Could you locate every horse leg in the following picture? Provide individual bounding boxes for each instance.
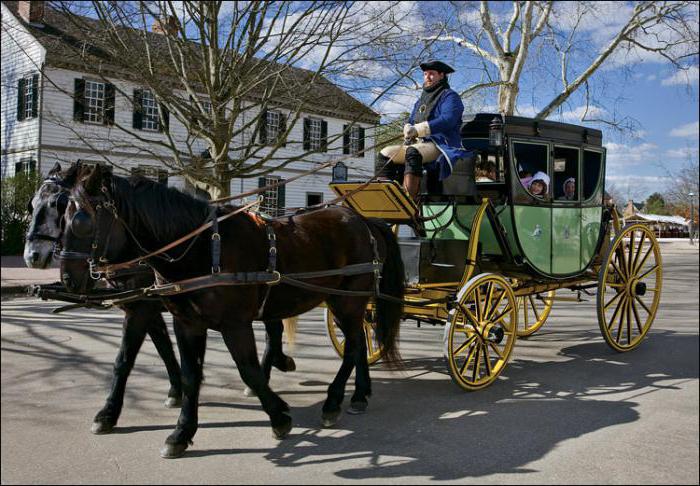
[221,323,292,439]
[348,328,372,415]
[91,309,148,434]
[146,312,183,408]
[160,322,206,459]
[264,319,296,374]
[244,319,296,397]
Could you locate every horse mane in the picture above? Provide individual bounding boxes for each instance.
[109,175,212,243]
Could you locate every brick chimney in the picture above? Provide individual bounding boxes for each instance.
[152,15,179,36]
[18,1,45,24]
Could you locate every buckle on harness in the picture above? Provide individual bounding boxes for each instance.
[269,271,281,285]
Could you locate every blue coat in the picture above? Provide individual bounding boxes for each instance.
[409,88,471,180]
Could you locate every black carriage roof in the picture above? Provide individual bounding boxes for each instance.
[461,113,603,147]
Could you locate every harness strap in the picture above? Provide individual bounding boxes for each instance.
[256,224,278,319]
[210,207,221,274]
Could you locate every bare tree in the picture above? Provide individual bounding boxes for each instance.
[422,1,699,125]
[659,148,700,217]
[35,1,429,198]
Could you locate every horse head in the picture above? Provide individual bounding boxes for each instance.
[60,163,129,293]
[24,162,74,268]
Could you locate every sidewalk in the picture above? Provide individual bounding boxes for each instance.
[1,255,60,296]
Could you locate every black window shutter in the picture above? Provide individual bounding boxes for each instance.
[132,89,143,129]
[258,110,268,145]
[31,74,39,118]
[358,127,365,156]
[321,120,328,152]
[303,118,310,151]
[73,78,85,122]
[104,82,115,126]
[342,125,349,155]
[276,179,285,217]
[17,78,26,121]
[159,103,170,132]
[258,177,266,189]
[279,113,287,147]
[29,159,36,173]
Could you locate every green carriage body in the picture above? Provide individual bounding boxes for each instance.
[419,113,607,283]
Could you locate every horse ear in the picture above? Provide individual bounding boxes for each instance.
[81,164,104,195]
[48,162,62,176]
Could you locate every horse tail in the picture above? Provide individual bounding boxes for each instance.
[366,218,404,368]
[282,316,297,351]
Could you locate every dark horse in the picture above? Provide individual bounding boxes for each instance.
[60,164,404,458]
[27,162,295,435]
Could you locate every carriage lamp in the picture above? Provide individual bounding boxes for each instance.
[489,116,504,147]
[332,161,348,182]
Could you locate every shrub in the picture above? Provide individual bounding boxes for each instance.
[1,172,42,255]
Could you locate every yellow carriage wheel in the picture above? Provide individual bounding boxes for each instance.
[516,290,556,337]
[444,273,518,391]
[324,307,383,365]
[597,224,662,352]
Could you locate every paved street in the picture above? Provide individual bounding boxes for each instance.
[1,244,698,484]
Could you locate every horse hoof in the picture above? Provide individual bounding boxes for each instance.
[283,356,296,372]
[273,356,297,373]
[243,387,257,398]
[91,421,114,435]
[272,413,292,439]
[321,409,341,428]
[347,401,368,415]
[164,396,182,408]
[160,442,188,459]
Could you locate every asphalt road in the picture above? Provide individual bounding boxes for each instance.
[1,246,698,484]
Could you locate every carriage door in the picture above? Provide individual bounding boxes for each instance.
[551,145,581,274]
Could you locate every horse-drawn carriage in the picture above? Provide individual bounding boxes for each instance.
[326,113,662,391]
[26,113,662,456]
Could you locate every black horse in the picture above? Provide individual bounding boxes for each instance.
[60,163,404,458]
[27,162,294,435]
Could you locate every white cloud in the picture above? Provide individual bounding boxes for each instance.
[661,67,700,86]
[669,121,699,138]
[604,141,659,173]
[557,105,608,122]
[373,85,419,119]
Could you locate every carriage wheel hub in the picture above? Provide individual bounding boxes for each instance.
[634,281,647,296]
[485,324,505,344]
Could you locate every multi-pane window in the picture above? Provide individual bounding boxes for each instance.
[84,80,105,124]
[308,118,323,151]
[131,165,168,185]
[258,175,286,217]
[343,124,365,156]
[266,111,281,143]
[17,73,38,121]
[15,158,36,175]
[23,76,35,120]
[141,90,160,131]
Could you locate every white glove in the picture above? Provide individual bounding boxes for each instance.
[403,124,418,139]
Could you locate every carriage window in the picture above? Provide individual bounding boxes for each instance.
[512,142,549,198]
[583,150,603,200]
[463,138,502,182]
[553,146,579,202]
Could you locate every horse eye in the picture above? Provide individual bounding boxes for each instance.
[70,211,94,238]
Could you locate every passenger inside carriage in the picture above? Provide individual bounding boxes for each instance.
[528,171,550,198]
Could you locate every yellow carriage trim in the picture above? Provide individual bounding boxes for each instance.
[330,181,417,222]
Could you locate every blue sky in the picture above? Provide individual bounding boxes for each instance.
[366,1,699,204]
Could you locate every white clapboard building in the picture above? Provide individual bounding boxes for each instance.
[1,1,379,214]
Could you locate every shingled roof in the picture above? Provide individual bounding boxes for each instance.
[2,1,379,124]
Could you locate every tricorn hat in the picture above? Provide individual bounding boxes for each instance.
[419,60,455,74]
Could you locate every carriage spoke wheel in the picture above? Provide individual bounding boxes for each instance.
[324,307,383,365]
[597,224,662,352]
[516,290,555,337]
[444,274,517,391]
